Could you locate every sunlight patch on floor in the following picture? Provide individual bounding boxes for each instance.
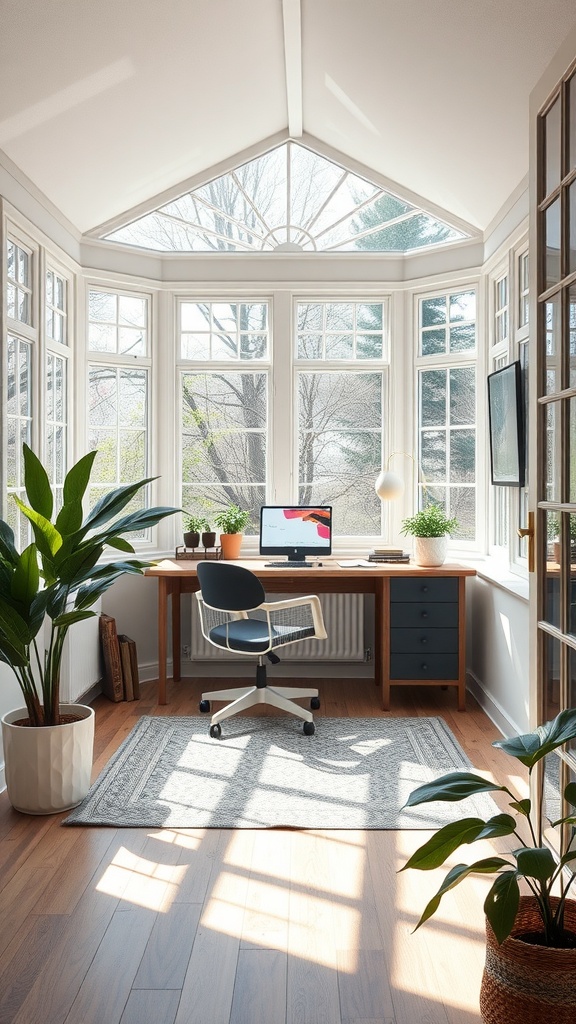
[96,846,187,910]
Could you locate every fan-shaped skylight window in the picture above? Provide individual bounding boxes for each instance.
[103,142,467,254]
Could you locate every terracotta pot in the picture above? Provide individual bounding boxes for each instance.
[480,895,576,1023]
[413,535,447,567]
[183,530,200,548]
[220,532,243,559]
[1,703,95,814]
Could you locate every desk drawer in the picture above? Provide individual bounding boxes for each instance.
[390,577,458,602]
[390,602,459,628]
[390,627,458,653]
[390,652,459,680]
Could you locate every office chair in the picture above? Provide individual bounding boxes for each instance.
[195,561,327,738]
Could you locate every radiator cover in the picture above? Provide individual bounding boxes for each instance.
[191,593,364,662]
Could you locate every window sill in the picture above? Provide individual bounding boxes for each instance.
[458,555,529,603]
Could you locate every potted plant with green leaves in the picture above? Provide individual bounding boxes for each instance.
[183,514,210,549]
[213,503,250,560]
[0,443,178,814]
[401,708,576,1023]
[400,502,458,567]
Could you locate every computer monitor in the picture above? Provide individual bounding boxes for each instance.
[259,505,332,562]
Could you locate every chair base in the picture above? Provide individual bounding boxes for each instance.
[200,683,319,726]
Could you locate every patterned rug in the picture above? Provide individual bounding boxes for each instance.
[63,715,497,829]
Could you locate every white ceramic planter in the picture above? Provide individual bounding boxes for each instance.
[1,703,95,814]
[413,535,448,567]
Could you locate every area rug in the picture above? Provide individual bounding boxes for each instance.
[63,715,497,829]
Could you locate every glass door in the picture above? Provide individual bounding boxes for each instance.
[536,62,576,832]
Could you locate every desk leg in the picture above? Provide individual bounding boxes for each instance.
[158,578,168,705]
[172,587,181,682]
[374,581,386,709]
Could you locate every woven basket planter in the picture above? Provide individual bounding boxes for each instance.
[480,895,576,1023]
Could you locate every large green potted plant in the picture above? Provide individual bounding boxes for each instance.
[402,709,576,1023]
[213,503,250,559]
[400,503,458,567]
[0,444,178,814]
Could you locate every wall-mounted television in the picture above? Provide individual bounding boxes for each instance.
[487,361,525,486]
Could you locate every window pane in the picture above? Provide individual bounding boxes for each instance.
[450,367,475,424]
[296,301,386,362]
[180,301,269,360]
[421,328,446,356]
[88,289,148,356]
[544,95,561,197]
[545,198,561,290]
[298,371,382,535]
[420,369,446,426]
[449,291,475,322]
[87,365,149,536]
[421,296,446,328]
[181,372,267,529]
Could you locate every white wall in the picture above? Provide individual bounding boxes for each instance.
[0,663,29,790]
[466,575,529,736]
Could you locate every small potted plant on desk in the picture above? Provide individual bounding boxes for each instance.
[401,708,576,1023]
[0,444,178,814]
[400,503,458,567]
[183,514,209,550]
[213,503,250,560]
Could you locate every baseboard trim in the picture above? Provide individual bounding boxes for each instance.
[137,659,374,682]
[466,670,522,739]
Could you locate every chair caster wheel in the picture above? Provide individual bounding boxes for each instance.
[303,721,315,736]
[199,700,211,713]
[209,723,222,739]
[310,697,320,710]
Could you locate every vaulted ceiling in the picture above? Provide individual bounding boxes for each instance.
[1,0,574,239]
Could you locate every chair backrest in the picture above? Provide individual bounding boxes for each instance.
[196,561,265,611]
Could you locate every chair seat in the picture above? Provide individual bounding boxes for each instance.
[209,618,315,653]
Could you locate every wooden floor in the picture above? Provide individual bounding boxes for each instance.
[0,677,528,1024]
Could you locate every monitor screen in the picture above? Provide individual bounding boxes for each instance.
[259,506,332,561]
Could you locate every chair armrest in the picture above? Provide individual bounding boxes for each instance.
[260,595,327,639]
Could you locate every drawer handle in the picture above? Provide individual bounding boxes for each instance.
[421,611,428,619]
[421,662,428,671]
[422,585,429,593]
[420,637,428,644]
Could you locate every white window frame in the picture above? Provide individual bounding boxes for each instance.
[86,283,154,548]
[414,282,479,553]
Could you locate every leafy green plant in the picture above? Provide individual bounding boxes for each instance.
[213,504,250,534]
[400,503,458,538]
[183,514,210,533]
[401,709,576,946]
[0,444,178,726]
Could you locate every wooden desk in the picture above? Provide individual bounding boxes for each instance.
[145,559,476,710]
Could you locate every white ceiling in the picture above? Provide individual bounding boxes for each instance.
[0,0,574,238]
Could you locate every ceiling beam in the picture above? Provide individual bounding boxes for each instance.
[282,0,303,137]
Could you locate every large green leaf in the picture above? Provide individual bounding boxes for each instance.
[0,598,31,650]
[565,782,576,808]
[413,857,511,931]
[402,818,486,871]
[494,709,576,768]
[93,505,180,544]
[13,499,62,560]
[73,563,149,609]
[515,846,557,881]
[53,609,96,628]
[23,444,53,520]
[55,498,84,538]
[475,813,517,840]
[56,544,104,585]
[484,872,520,944]
[82,479,157,532]
[404,771,506,807]
[10,545,39,609]
[0,521,18,564]
[62,450,97,504]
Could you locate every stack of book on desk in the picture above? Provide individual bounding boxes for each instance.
[367,546,410,563]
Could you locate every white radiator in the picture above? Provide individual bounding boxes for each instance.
[60,602,102,701]
[191,593,365,662]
